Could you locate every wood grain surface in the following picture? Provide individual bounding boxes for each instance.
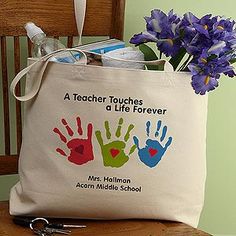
[0,202,212,236]
[0,0,125,38]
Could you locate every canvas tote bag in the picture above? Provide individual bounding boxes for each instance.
[9,46,208,228]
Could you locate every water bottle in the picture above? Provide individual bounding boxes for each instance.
[25,22,78,63]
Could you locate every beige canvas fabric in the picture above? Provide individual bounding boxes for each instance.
[9,50,208,228]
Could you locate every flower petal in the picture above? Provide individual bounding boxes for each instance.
[130,31,158,45]
[191,74,219,95]
[208,41,226,55]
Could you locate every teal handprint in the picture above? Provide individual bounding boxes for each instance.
[95,118,136,168]
[133,120,172,168]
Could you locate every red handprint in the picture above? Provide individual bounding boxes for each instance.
[53,116,94,165]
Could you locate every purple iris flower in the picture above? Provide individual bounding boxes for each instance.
[130,9,182,57]
[192,15,217,38]
[180,13,212,56]
[181,14,236,94]
[189,54,235,94]
[179,12,199,39]
[130,10,236,94]
[188,63,219,94]
[193,15,211,38]
[213,18,235,34]
[145,9,180,33]
[156,28,182,57]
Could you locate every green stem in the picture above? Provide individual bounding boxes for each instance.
[178,55,192,72]
[169,48,187,71]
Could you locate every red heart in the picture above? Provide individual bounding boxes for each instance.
[110,148,120,158]
[75,145,84,154]
[149,148,158,157]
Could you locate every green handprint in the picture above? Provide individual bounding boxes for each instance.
[95,118,136,168]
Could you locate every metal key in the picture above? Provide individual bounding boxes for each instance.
[33,228,50,236]
[48,223,87,229]
[43,227,71,235]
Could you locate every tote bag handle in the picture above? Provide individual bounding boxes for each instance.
[10,49,87,102]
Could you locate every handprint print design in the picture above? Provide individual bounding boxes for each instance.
[133,120,173,168]
[53,116,94,165]
[95,118,136,168]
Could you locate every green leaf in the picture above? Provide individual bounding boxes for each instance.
[138,44,160,70]
[169,48,186,71]
[207,54,217,61]
[230,58,236,64]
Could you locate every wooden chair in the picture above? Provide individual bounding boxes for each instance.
[0,0,211,235]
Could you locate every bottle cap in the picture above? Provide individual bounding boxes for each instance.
[24,22,45,41]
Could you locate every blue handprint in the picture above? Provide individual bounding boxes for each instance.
[133,120,173,168]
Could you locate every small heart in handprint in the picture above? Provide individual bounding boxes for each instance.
[53,116,94,165]
[133,120,172,168]
[75,145,84,154]
[148,148,158,157]
[110,148,120,158]
[95,118,136,168]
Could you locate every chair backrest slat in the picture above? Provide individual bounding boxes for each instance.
[110,0,125,39]
[1,36,11,155]
[27,37,32,57]
[67,36,73,48]
[14,36,22,154]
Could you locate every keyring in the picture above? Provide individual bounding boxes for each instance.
[29,217,49,232]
